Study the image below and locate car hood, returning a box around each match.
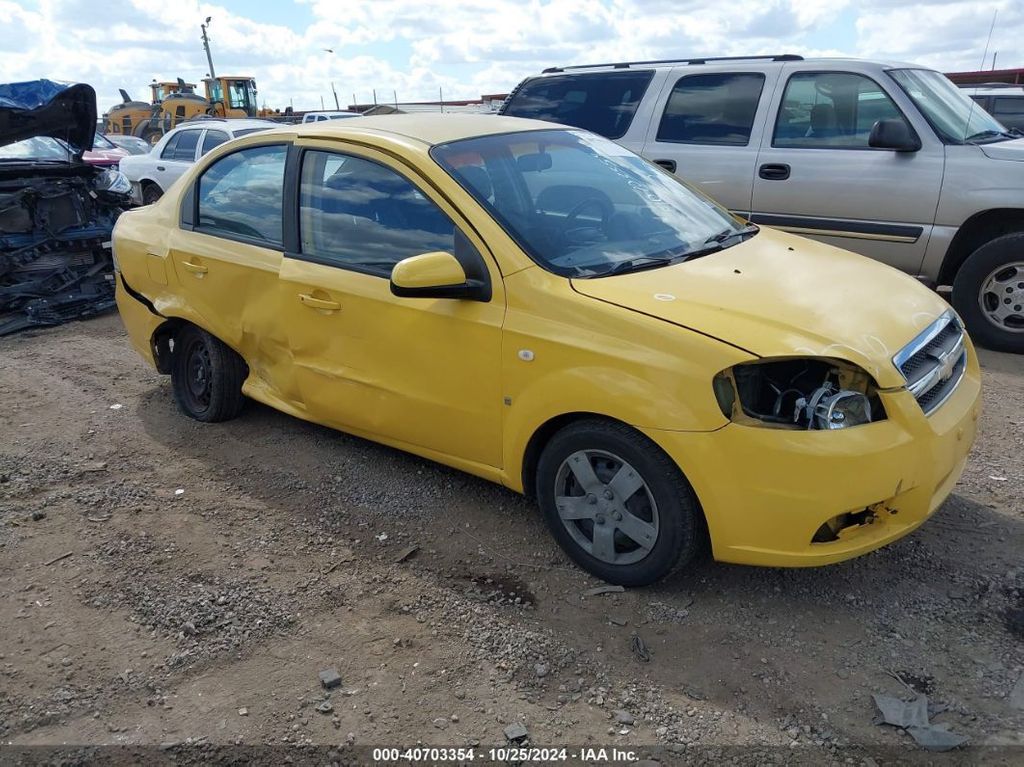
[570,229,952,388]
[0,80,97,156]
[979,137,1024,161]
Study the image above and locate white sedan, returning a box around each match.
[119,118,276,205]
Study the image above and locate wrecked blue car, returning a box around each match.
[0,80,131,335]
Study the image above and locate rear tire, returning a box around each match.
[952,233,1024,353]
[535,419,703,586]
[171,325,248,422]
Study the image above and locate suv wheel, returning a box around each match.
[535,419,703,586]
[171,325,248,422]
[952,233,1024,353]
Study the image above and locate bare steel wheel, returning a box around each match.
[170,325,248,422]
[554,450,659,566]
[536,419,704,586]
[978,261,1024,334]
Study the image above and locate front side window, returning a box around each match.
[201,130,229,155]
[889,69,1007,143]
[298,150,455,275]
[197,144,286,246]
[433,129,745,278]
[657,73,765,145]
[172,130,201,161]
[502,71,654,139]
[774,72,906,148]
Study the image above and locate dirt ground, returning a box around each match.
[1,313,1022,764]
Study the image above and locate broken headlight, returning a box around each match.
[713,358,885,430]
[94,168,132,197]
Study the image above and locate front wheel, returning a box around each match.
[535,419,704,586]
[952,233,1024,353]
[170,325,248,422]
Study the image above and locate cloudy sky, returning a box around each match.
[1,0,1020,114]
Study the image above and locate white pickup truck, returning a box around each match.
[501,55,1024,352]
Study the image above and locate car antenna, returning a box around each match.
[964,9,998,139]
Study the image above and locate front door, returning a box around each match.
[750,68,945,275]
[277,144,505,468]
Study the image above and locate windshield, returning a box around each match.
[432,129,748,277]
[0,136,72,162]
[888,68,1007,143]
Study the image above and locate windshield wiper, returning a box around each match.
[590,225,759,278]
[964,129,1016,144]
[704,223,760,246]
[599,254,681,277]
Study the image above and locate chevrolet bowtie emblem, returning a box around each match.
[932,349,958,382]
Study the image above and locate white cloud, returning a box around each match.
[0,0,1020,116]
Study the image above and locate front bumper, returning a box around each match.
[644,350,982,568]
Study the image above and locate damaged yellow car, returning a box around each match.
[114,115,981,585]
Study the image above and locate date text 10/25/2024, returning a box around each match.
[373,746,639,762]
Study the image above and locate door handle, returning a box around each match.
[758,163,791,180]
[299,293,341,311]
[652,159,677,173]
[181,260,208,275]
[156,165,165,171]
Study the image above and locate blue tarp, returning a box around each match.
[0,79,79,110]
[0,80,97,153]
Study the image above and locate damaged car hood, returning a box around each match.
[0,80,97,157]
[570,228,952,388]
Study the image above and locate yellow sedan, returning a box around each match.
[113,115,981,585]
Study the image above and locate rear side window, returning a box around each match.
[992,96,1024,116]
[159,133,180,160]
[502,71,654,139]
[197,144,287,246]
[171,130,201,161]
[201,130,229,155]
[656,73,765,145]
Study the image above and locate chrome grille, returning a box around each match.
[892,311,967,416]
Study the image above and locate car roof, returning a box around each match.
[963,86,1024,95]
[288,114,560,147]
[170,118,277,134]
[530,55,922,75]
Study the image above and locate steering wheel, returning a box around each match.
[564,196,613,238]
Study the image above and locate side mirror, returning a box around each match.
[390,251,490,301]
[868,119,921,152]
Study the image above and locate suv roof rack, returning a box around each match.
[542,54,803,74]
[958,81,1024,89]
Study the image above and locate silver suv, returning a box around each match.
[500,55,1024,352]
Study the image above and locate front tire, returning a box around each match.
[952,233,1024,353]
[171,325,248,422]
[535,419,703,586]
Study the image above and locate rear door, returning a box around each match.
[154,128,202,191]
[749,66,945,275]
[640,66,780,214]
[166,143,290,388]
